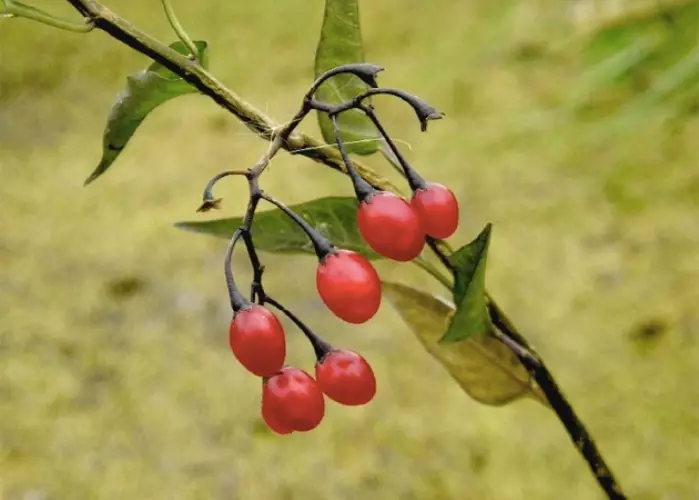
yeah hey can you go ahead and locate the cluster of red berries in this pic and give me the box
[229,303,376,434]
[316,183,460,324]
[217,63,458,435]
[358,183,459,262]
[227,180,458,433]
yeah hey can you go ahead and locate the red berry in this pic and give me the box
[261,384,294,435]
[264,367,325,432]
[411,182,459,239]
[316,249,381,324]
[229,305,286,377]
[315,350,376,406]
[357,192,425,261]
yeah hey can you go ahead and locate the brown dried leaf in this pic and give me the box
[383,281,548,407]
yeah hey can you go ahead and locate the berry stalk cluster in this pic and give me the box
[199,64,458,434]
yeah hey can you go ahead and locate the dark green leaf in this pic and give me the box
[440,224,493,343]
[382,281,546,406]
[175,196,380,259]
[314,0,379,155]
[85,40,209,185]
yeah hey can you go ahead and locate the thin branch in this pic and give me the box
[489,301,626,499]
[3,0,93,32]
[65,0,400,193]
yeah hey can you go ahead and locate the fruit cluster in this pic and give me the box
[199,64,456,434]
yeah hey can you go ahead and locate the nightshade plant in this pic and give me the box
[1,0,628,498]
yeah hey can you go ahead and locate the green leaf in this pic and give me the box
[175,196,380,259]
[440,224,493,343]
[85,40,209,185]
[382,281,546,406]
[314,0,379,155]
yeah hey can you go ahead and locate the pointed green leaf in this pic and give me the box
[382,281,546,406]
[85,40,209,185]
[176,196,380,259]
[440,224,493,343]
[314,0,379,155]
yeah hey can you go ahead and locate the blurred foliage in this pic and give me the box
[1,0,698,499]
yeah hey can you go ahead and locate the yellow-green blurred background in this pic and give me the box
[1,1,698,498]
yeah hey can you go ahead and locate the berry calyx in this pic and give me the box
[229,304,286,377]
[411,182,459,239]
[315,350,376,406]
[316,249,381,324]
[357,191,425,262]
[261,384,294,435]
[264,366,325,432]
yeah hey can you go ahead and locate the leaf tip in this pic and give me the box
[83,170,101,186]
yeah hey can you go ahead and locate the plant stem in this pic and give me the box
[3,0,93,32]
[64,1,627,497]
[160,0,199,60]
[65,0,401,193]
[487,299,626,499]
[413,258,452,290]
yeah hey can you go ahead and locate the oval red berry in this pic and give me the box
[229,305,286,377]
[261,383,294,435]
[316,249,381,324]
[264,367,325,432]
[316,350,376,406]
[411,182,459,239]
[357,192,425,262]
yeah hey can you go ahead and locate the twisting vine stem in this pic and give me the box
[160,0,199,60]
[60,1,626,497]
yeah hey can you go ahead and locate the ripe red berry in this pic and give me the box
[357,191,425,261]
[229,304,286,378]
[315,350,376,406]
[316,249,381,324]
[261,384,294,435]
[411,182,459,239]
[264,366,325,432]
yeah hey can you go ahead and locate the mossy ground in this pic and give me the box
[1,1,698,498]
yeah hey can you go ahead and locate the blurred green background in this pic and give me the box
[1,0,698,498]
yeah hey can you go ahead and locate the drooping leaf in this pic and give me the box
[383,281,547,406]
[85,40,209,185]
[439,224,493,343]
[314,0,380,155]
[175,196,380,259]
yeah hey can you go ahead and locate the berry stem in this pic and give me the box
[258,192,336,260]
[198,169,249,212]
[359,105,426,192]
[241,229,265,303]
[264,295,333,361]
[304,63,383,102]
[329,114,376,202]
[224,228,251,311]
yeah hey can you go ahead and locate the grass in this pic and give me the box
[1,0,698,498]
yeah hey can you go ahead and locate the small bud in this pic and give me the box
[196,198,222,213]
